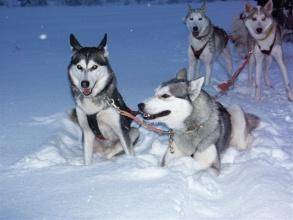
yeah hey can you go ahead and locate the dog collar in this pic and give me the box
[258,24,275,42]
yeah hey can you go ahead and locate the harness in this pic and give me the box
[87,114,105,140]
[86,96,135,141]
[191,26,229,59]
[256,26,277,55]
[191,41,209,59]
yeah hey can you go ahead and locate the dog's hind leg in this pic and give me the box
[271,45,293,101]
[221,45,233,76]
[103,128,139,159]
[263,55,273,88]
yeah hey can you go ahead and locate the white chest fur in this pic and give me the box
[77,98,106,115]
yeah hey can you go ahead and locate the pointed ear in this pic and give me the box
[176,68,187,80]
[187,4,192,12]
[189,77,205,101]
[200,0,206,13]
[98,33,107,50]
[264,0,273,14]
[97,33,109,57]
[245,3,254,14]
[70,34,82,51]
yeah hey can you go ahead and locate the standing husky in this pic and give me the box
[243,0,293,101]
[185,2,233,85]
[68,34,139,165]
[138,69,259,172]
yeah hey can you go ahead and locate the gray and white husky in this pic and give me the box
[242,0,293,101]
[68,34,139,165]
[138,69,259,172]
[185,2,233,85]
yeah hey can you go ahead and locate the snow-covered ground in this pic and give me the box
[1,1,293,219]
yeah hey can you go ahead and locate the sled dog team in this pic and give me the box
[68,0,290,173]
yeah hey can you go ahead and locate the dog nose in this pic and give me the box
[81,80,90,88]
[256,28,263,34]
[138,103,145,111]
[193,26,199,32]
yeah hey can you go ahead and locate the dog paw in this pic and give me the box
[286,90,293,102]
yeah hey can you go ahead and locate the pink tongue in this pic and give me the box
[83,88,91,96]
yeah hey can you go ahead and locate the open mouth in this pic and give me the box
[140,110,171,120]
[82,88,92,96]
[192,30,199,37]
[81,81,97,96]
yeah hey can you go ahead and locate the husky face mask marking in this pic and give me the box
[138,69,205,130]
[185,3,210,38]
[244,0,274,40]
[68,34,110,97]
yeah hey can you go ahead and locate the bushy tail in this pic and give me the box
[228,105,260,150]
[245,113,260,133]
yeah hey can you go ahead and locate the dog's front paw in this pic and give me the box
[286,87,293,102]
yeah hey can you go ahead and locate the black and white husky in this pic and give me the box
[234,0,293,101]
[185,2,233,85]
[138,69,259,172]
[68,34,139,165]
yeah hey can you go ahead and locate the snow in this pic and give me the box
[1,1,293,220]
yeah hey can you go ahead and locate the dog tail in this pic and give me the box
[68,108,79,124]
[228,105,260,150]
[245,113,260,133]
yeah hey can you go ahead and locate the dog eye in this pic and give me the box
[189,17,194,21]
[198,17,202,21]
[77,65,83,70]
[252,17,257,21]
[261,17,266,21]
[161,94,170,99]
[91,65,98,70]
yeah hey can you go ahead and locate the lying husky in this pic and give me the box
[138,69,259,172]
[185,2,233,85]
[241,0,293,101]
[68,34,139,165]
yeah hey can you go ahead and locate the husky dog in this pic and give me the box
[138,69,259,172]
[243,0,293,101]
[185,2,233,85]
[231,12,255,59]
[68,34,139,165]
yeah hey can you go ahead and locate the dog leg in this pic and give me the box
[188,47,199,80]
[248,55,255,87]
[264,55,273,88]
[193,144,218,171]
[204,61,213,86]
[76,108,95,165]
[105,127,139,159]
[221,45,233,76]
[254,50,264,100]
[271,45,293,101]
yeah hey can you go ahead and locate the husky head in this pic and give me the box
[68,34,113,97]
[138,69,205,130]
[243,0,274,40]
[184,2,211,38]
